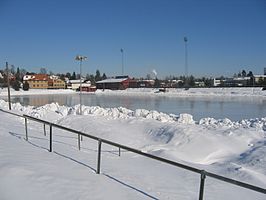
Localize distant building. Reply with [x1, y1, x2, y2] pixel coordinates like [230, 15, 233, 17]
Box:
[96, 76, 130, 90]
[48, 76, 66, 89]
[136, 80, 155, 88]
[67, 79, 91, 90]
[23, 74, 66, 89]
[264, 67, 266, 75]
[23, 74, 49, 89]
[213, 78, 225, 87]
[254, 75, 266, 84]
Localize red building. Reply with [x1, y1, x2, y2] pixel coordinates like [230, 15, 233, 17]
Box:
[96, 76, 130, 90]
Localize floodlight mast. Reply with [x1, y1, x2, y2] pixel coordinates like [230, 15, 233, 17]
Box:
[75, 55, 87, 115]
[184, 37, 188, 88]
[120, 49, 124, 75]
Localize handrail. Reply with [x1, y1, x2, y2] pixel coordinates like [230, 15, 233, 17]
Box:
[1, 108, 265, 198]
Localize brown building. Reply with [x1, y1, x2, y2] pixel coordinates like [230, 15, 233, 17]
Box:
[48, 78, 66, 89]
[23, 74, 65, 89]
[23, 74, 49, 89]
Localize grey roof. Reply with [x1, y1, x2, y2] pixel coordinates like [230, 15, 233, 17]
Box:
[96, 78, 128, 84]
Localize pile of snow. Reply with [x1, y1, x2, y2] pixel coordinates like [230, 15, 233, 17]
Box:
[1, 99, 265, 131]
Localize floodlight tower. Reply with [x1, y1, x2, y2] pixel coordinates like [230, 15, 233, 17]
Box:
[184, 37, 188, 88]
[121, 48, 124, 75]
[75, 55, 87, 115]
[184, 36, 188, 78]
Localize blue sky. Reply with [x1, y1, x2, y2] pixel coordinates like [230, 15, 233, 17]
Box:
[0, 0, 265, 78]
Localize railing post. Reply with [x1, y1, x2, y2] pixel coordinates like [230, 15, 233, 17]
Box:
[78, 134, 81, 150]
[49, 124, 53, 152]
[43, 123, 46, 136]
[24, 118, 28, 141]
[96, 139, 102, 174]
[118, 147, 121, 156]
[199, 170, 206, 200]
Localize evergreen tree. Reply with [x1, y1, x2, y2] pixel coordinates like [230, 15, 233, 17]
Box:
[95, 70, 101, 82]
[242, 70, 247, 77]
[23, 81, 29, 91]
[15, 67, 20, 81]
[102, 73, 107, 80]
[247, 71, 253, 77]
[71, 71, 76, 80]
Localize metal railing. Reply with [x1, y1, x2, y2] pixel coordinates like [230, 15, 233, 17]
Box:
[0, 108, 265, 199]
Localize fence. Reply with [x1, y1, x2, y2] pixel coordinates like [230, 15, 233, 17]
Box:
[0, 108, 265, 199]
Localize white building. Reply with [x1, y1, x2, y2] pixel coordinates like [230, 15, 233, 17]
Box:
[67, 79, 91, 90]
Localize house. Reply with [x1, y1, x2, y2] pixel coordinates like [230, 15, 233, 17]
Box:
[67, 79, 91, 90]
[96, 76, 130, 90]
[23, 74, 66, 89]
[137, 80, 155, 88]
[254, 75, 266, 84]
[23, 74, 49, 89]
[48, 75, 66, 89]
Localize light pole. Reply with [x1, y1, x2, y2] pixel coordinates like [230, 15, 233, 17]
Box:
[120, 48, 124, 75]
[6, 62, 11, 110]
[184, 36, 188, 88]
[75, 55, 87, 115]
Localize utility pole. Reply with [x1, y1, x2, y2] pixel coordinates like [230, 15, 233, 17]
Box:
[6, 62, 11, 110]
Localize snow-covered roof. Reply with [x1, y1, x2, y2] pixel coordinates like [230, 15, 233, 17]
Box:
[254, 75, 266, 78]
[68, 79, 85, 84]
[96, 78, 128, 84]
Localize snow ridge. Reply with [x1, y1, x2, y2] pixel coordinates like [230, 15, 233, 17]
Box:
[0, 99, 265, 131]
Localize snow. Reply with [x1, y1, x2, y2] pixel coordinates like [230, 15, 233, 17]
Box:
[0, 88, 266, 199]
[0, 87, 265, 97]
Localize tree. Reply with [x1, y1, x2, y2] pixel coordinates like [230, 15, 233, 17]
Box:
[11, 80, 20, 91]
[71, 71, 76, 80]
[15, 67, 20, 81]
[247, 71, 253, 77]
[102, 73, 107, 80]
[95, 70, 101, 82]
[188, 75, 195, 87]
[23, 81, 29, 91]
[242, 70, 247, 77]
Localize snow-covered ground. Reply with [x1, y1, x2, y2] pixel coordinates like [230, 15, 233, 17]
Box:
[0, 87, 265, 97]
[0, 98, 265, 199]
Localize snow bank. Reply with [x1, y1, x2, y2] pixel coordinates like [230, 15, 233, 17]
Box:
[1, 99, 265, 131]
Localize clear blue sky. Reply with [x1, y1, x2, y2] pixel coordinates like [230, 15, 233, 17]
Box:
[0, 0, 265, 78]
